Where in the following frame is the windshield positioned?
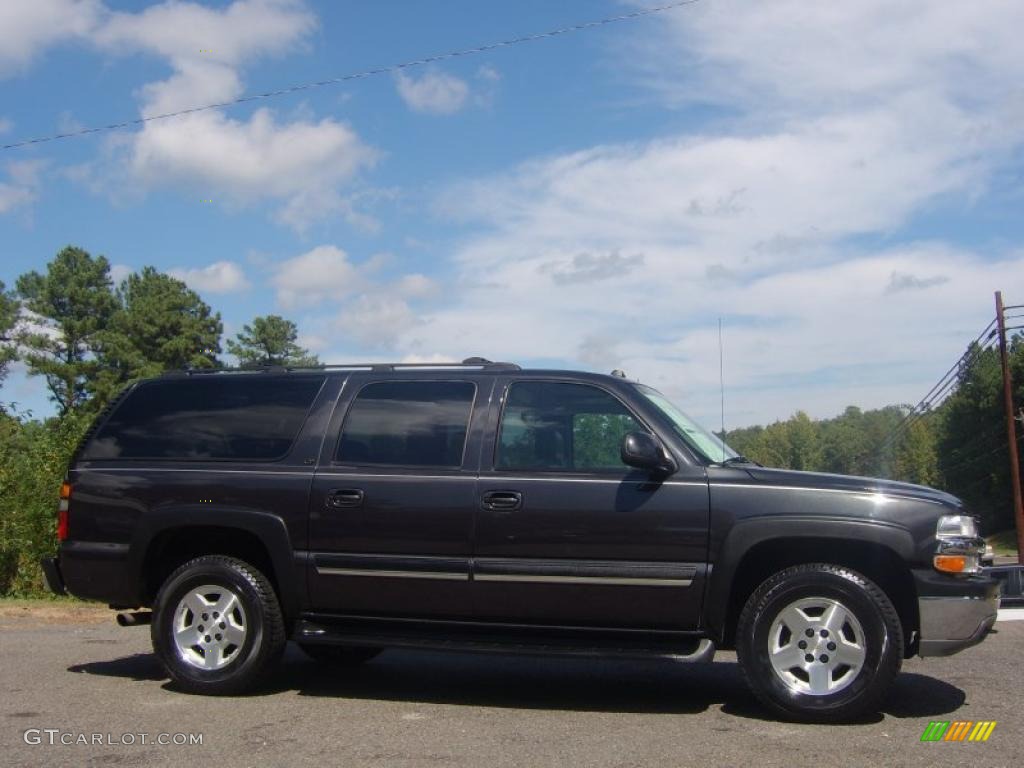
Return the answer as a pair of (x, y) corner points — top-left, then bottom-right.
(633, 384), (739, 463)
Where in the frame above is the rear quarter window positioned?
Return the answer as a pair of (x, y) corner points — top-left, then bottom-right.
(81, 375), (326, 461)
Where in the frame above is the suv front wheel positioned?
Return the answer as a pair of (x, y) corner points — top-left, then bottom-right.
(151, 555), (285, 695)
(736, 563), (903, 722)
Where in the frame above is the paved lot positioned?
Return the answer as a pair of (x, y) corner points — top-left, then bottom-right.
(1, 607), (1021, 768)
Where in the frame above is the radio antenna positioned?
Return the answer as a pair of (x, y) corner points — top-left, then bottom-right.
(719, 317), (726, 461)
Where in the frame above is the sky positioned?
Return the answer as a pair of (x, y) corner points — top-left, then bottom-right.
(1, 0), (1023, 429)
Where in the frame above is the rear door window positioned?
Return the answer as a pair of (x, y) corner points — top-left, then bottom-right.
(336, 380), (476, 468)
(82, 375), (325, 461)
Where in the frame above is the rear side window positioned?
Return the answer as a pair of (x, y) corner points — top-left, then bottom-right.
(336, 381), (476, 468)
(81, 376), (325, 461)
(496, 381), (641, 471)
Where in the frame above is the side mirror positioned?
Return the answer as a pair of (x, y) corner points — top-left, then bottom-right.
(621, 431), (676, 474)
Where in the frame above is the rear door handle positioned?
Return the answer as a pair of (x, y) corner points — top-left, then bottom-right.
(481, 490), (522, 512)
(327, 489), (364, 509)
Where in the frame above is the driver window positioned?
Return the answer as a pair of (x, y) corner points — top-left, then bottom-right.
(496, 382), (640, 471)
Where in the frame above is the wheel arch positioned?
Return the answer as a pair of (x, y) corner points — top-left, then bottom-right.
(705, 518), (919, 656)
(129, 507), (301, 623)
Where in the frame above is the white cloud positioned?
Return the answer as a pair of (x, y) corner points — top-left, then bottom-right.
(394, 274), (438, 298)
(336, 294), (416, 347)
(271, 245), (362, 309)
(0, 117), (11, 135)
(395, 69), (470, 115)
(0, 160), (45, 214)
(0, 0), (100, 77)
(82, 0), (377, 231)
(94, 0), (314, 72)
(169, 261), (250, 294)
(108, 263), (133, 286)
(405, 0), (1024, 427)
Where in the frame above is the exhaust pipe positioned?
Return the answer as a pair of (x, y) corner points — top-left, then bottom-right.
(116, 611), (152, 627)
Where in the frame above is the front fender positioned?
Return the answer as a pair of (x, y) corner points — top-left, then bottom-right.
(702, 516), (915, 641)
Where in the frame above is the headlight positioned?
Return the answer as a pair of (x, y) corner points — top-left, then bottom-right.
(934, 514), (983, 574)
(936, 514), (978, 539)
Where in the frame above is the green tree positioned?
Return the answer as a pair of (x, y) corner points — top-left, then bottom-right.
(0, 280), (17, 387)
(99, 267), (222, 389)
(893, 416), (940, 487)
(820, 406), (870, 476)
(227, 315), (319, 368)
(935, 342), (1012, 532)
(0, 408), (91, 594)
(746, 421), (793, 468)
(15, 246), (118, 414)
(787, 411), (822, 471)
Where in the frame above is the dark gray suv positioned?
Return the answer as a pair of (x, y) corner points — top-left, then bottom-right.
(42, 359), (999, 721)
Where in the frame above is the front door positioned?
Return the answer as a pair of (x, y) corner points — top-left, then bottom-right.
(307, 375), (490, 619)
(474, 379), (709, 629)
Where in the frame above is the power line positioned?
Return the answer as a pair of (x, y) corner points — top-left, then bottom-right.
(878, 319), (999, 454)
(888, 339), (998, 443)
(1, 0), (702, 152)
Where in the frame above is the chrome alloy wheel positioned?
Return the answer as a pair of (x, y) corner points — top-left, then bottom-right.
(172, 584), (247, 670)
(767, 596), (867, 696)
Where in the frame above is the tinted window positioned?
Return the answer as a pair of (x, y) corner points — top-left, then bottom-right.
(497, 382), (641, 471)
(336, 381), (476, 467)
(82, 376), (325, 461)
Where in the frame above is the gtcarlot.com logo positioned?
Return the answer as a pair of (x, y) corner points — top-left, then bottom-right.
(23, 729), (203, 746)
(920, 721), (997, 742)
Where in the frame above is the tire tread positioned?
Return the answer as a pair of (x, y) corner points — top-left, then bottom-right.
(736, 562), (903, 722)
(151, 555), (285, 695)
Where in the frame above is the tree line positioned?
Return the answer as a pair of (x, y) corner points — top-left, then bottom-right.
(0, 246), (319, 594)
(0, 245), (1020, 595)
(725, 338), (1023, 537)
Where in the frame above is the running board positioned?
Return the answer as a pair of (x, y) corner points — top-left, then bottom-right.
(293, 615), (716, 663)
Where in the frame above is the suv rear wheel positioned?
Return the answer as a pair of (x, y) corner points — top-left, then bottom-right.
(736, 563), (903, 722)
(151, 555), (285, 695)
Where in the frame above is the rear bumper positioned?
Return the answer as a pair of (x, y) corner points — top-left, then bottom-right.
(54, 541), (137, 605)
(914, 569), (1000, 657)
(40, 557), (65, 595)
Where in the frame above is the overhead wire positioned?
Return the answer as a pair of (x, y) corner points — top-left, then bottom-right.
(1, 0), (702, 151)
(878, 321), (999, 453)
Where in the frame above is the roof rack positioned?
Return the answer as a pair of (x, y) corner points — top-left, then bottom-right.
(162, 357), (520, 377)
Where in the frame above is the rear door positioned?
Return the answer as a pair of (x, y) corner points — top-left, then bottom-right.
(473, 378), (710, 629)
(307, 374), (491, 619)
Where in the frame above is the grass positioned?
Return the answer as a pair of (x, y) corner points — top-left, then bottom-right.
(0, 595), (112, 624)
(987, 529), (1020, 557)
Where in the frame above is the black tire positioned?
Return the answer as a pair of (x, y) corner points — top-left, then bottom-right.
(298, 644), (382, 666)
(151, 555), (285, 695)
(736, 563), (903, 722)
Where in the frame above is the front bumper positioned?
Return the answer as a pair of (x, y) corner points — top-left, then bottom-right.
(914, 569), (1000, 657)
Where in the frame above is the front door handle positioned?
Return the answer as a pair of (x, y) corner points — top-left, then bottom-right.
(327, 489), (364, 509)
(481, 490), (522, 512)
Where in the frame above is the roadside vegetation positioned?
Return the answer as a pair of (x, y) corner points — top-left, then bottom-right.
(0, 246), (317, 596)
(724, 337), (1024, 539)
(0, 245), (1020, 596)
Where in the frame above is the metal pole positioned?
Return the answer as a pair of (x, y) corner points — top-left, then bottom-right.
(995, 291), (1024, 565)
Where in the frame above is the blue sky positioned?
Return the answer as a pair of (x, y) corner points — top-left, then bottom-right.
(1, 0), (1023, 428)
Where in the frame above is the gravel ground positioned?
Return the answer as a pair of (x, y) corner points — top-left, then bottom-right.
(1, 605), (1020, 768)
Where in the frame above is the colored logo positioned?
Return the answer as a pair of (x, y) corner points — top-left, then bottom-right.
(920, 721), (996, 742)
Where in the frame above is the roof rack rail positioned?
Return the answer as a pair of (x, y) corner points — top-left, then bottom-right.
(161, 358), (520, 377)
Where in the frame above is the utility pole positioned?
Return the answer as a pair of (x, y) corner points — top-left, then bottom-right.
(995, 291), (1024, 565)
